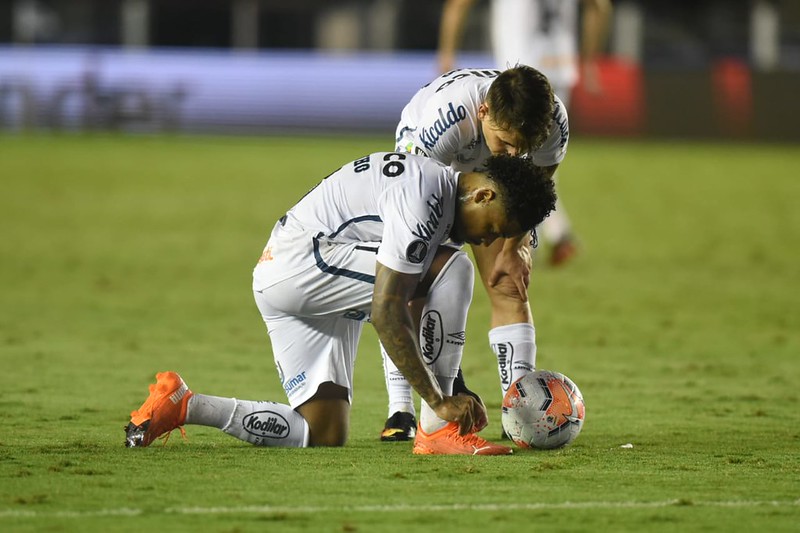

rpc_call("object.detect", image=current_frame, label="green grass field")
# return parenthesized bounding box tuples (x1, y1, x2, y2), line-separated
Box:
(1, 134, 798, 532)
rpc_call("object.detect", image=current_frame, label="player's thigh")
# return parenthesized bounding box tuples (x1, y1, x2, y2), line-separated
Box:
(470, 240, 532, 313)
(471, 239, 505, 287)
(255, 311, 363, 409)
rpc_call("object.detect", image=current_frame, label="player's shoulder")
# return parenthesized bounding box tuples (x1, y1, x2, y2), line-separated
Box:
(368, 151, 445, 164)
(398, 152, 453, 176)
(363, 152, 451, 174)
(398, 153, 457, 187)
(429, 69, 498, 98)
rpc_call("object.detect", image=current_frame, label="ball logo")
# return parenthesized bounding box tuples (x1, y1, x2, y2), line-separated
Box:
(542, 378, 585, 432)
(420, 310, 443, 363)
(242, 410, 290, 439)
(406, 239, 428, 264)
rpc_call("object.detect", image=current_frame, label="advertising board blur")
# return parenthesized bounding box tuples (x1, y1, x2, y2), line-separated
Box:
(0, 46, 492, 134)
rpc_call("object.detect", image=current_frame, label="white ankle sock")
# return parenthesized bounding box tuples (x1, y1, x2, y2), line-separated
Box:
(187, 394, 309, 447)
(489, 323, 536, 398)
(186, 394, 236, 428)
(381, 343, 415, 418)
(419, 375, 453, 434)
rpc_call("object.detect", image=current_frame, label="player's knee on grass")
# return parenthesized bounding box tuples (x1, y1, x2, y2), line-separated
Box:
(297, 382, 351, 447)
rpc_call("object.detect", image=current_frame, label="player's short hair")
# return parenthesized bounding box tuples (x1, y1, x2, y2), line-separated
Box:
(484, 154, 557, 234)
(486, 65, 555, 154)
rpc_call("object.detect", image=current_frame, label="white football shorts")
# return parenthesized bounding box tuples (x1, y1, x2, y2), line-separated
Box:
(253, 226, 380, 408)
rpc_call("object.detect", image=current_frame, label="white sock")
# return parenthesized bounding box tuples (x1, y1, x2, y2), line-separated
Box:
(419, 375, 454, 434)
(417, 251, 473, 434)
(187, 394, 309, 447)
(381, 343, 415, 418)
(186, 394, 236, 428)
(489, 323, 536, 398)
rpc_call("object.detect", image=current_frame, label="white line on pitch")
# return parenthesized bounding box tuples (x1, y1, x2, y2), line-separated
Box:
(1, 499, 798, 519)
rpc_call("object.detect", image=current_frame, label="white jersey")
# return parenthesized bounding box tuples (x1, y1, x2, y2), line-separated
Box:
(253, 152, 458, 292)
(395, 69, 569, 174)
(490, 0, 580, 92)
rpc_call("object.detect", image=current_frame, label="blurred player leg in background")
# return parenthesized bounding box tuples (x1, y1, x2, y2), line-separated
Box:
(490, 0, 611, 266)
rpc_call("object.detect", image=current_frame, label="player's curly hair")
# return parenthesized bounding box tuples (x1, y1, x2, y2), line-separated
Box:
(486, 65, 554, 154)
(484, 154, 557, 235)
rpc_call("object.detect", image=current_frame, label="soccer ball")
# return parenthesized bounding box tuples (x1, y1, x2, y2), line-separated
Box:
(501, 370, 585, 449)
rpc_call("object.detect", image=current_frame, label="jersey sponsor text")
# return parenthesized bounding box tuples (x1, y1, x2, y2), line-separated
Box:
(411, 193, 445, 243)
(420, 103, 467, 150)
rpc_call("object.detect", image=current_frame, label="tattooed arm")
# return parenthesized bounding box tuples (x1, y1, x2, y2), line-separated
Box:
(371, 261, 481, 435)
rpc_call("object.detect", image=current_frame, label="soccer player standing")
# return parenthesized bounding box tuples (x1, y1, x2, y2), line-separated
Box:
(379, 0, 612, 441)
(438, 0, 612, 263)
(380, 66, 567, 441)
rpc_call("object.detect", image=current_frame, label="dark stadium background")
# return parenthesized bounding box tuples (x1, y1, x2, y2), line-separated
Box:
(1, 0, 799, 140)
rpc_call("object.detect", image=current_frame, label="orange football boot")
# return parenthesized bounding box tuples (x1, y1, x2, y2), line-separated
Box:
(412, 422, 512, 455)
(124, 371, 193, 448)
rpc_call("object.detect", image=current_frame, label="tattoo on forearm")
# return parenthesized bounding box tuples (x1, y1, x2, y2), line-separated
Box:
(372, 265, 443, 407)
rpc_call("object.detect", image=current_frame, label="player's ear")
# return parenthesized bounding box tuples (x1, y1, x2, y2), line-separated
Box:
(473, 187, 496, 205)
(478, 103, 489, 120)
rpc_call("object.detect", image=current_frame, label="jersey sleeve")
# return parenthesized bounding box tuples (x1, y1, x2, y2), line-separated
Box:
(376, 173, 450, 276)
(529, 95, 570, 167)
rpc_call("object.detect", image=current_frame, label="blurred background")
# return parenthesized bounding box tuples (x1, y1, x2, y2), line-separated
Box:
(1, 0, 799, 140)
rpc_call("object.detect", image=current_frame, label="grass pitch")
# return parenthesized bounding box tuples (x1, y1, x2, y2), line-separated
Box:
(0, 134, 798, 532)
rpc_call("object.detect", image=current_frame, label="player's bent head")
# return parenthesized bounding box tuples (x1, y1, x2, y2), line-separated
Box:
(486, 65, 554, 154)
(484, 154, 557, 232)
